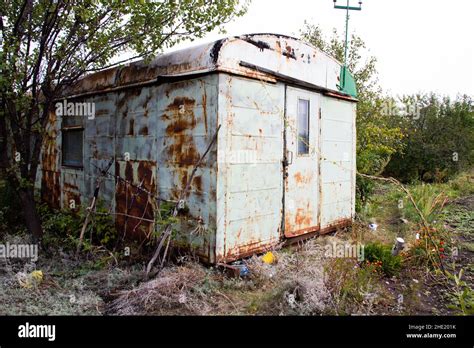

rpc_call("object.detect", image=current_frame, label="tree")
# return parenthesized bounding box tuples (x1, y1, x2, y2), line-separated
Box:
(0, 0, 248, 241)
(300, 23, 404, 206)
(384, 94, 474, 182)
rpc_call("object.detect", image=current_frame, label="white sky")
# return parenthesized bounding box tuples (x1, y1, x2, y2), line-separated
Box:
(170, 0, 474, 98)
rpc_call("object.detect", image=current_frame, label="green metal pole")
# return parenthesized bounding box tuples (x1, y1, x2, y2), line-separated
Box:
(342, 0, 350, 88)
(333, 0, 362, 92)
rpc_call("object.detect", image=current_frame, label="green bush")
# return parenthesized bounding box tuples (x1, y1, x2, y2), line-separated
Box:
(385, 94, 474, 183)
(88, 204, 117, 248)
(363, 242, 402, 277)
(448, 170, 474, 197)
(355, 176, 375, 213)
(37, 203, 81, 250)
(38, 201, 116, 251)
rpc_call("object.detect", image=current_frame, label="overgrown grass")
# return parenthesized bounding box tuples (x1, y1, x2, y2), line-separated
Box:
(363, 243, 402, 277)
(38, 201, 117, 252)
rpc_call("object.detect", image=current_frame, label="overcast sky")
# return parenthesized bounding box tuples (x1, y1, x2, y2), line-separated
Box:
(171, 0, 474, 98)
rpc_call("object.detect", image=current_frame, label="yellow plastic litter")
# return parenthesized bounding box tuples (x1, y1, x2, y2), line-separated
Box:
(17, 270, 43, 289)
(31, 270, 43, 284)
(262, 252, 275, 264)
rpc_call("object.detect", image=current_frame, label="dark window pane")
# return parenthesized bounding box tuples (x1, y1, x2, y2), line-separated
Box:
(297, 99, 310, 155)
(62, 129, 83, 167)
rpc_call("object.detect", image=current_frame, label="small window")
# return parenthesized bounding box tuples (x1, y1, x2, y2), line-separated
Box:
(62, 128, 84, 167)
(297, 99, 310, 155)
(61, 113, 84, 168)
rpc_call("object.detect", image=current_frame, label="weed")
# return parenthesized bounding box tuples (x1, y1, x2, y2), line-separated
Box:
(448, 170, 474, 197)
(363, 242, 402, 277)
(401, 183, 448, 224)
(38, 201, 117, 251)
(446, 268, 474, 315)
(38, 203, 82, 251)
(324, 258, 383, 315)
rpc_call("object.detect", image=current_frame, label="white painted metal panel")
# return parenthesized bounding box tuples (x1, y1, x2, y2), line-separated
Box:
(216, 74, 284, 262)
(320, 97, 356, 229)
(284, 87, 320, 237)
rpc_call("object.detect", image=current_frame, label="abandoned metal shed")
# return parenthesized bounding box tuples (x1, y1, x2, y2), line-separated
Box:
(38, 33, 357, 264)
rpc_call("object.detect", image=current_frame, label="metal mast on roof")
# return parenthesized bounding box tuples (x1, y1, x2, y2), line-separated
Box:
(333, 0, 362, 90)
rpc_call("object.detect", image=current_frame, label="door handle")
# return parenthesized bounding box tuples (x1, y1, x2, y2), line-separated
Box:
(287, 150, 293, 165)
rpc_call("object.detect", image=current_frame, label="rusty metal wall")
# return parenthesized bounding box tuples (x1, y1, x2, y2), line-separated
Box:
(113, 86, 157, 240)
(84, 93, 117, 205)
(39, 75, 219, 262)
(216, 74, 284, 262)
(155, 76, 219, 262)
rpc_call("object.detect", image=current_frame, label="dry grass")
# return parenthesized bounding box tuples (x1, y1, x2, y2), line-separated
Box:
(107, 262, 217, 315)
(245, 239, 331, 314)
(0, 225, 406, 316)
(105, 232, 394, 316)
(107, 238, 335, 315)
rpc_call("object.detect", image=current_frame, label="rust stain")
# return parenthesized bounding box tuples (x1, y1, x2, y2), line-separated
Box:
(138, 125, 148, 136)
(275, 40, 282, 55)
(41, 111, 60, 208)
(63, 190, 81, 211)
(169, 167, 203, 202)
(285, 203, 316, 238)
(284, 44, 296, 60)
(218, 239, 279, 264)
(63, 182, 78, 191)
(294, 207, 312, 227)
(118, 64, 161, 87)
(70, 67, 116, 94)
(41, 171, 60, 208)
(285, 218, 352, 240)
(201, 84, 208, 134)
(294, 172, 314, 185)
(142, 93, 152, 110)
(117, 87, 142, 110)
(163, 96, 202, 167)
(95, 109, 108, 117)
(165, 97, 196, 134)
(167, 138, 201, 165)
(115, 160, 157, 241)
(193, 175, 203, 192)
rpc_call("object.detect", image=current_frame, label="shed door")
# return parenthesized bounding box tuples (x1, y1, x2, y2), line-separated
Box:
(284, 87, 320, 237)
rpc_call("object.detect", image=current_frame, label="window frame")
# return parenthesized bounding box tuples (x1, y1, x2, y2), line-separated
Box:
(61, 125, 84, 169)
(296, 98, 310, 156)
